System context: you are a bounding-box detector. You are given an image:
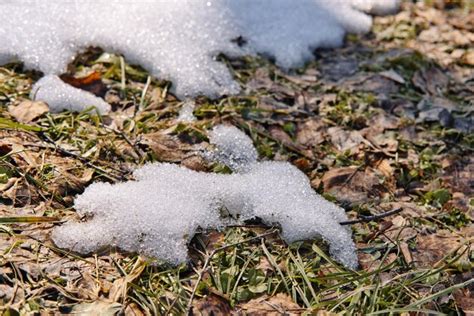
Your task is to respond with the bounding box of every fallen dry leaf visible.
[8,100,49,123]
[192,292,231,316]
[71,300,122,316]
[379,69,406,84]
[327,127,366,154]
[453,289,474,316]
[296,118,326,147]
[235,293,305,315]
[412,66,449,96]
[140,132,197,162]
[60,71,108,97]
[321,167,384,205]
[413,227,473,268]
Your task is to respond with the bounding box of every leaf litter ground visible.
[0,1,473,315]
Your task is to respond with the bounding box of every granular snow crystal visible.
[53,125,359,269]
[31,75,110,114]
[177,100,197,122]
[0,0,399,112]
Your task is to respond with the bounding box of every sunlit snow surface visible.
[0,0,399,112]
[31,75,111,114]
[53,125,359,269]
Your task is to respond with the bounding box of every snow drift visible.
[0,0,399,112]
[53,125,358,269]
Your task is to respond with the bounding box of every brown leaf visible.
[8,100,49,123]
[412,67,449,96]
[125,303,146,316]
[75,272,101,300]
[192,293,231,316]
[376,159,394,178]
[60,71,108,97]
[327,127,366,154]
[453,289,474,315]
[181,155,208,172]
[269,126,294,147]
[296,118,326,147]
[355,74,400,95]
[140,132,196,162]
[400,242,413,265]
[462,50,474,66]
[413,227,473,268]
[322,167,359,190]
[321,167,384,205]
[235,293,304,315]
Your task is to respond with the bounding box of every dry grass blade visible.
[0,216,60,223]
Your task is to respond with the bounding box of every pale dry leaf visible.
[71,300,122,316]
[236,293,304,315]
[379,69,405,84]
[462,50,474,66]
[327,127,366,154]
[8,100,49,123]
[296,118,326,147]
[140,132,196,162]
[413,227,473,268]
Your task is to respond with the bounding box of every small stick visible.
[339,208,403,226]
[186,229,278,313]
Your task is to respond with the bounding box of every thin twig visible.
[340,208,403,226]
[186,229,278,313]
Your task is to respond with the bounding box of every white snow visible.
[0,0,399,112]
[177,100,196,122]
[53,124,358,269]
[208,124,258,173]
[31,75,111,114]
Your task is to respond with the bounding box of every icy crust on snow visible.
[0,0,399,111]
[31,75,111,114]
[53,125,358,269]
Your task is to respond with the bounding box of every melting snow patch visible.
[1,0,399,111]
[53,124,358,269]
[31,75,111,114]
[177,100,197,122]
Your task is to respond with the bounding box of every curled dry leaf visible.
[60,71,108,97]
